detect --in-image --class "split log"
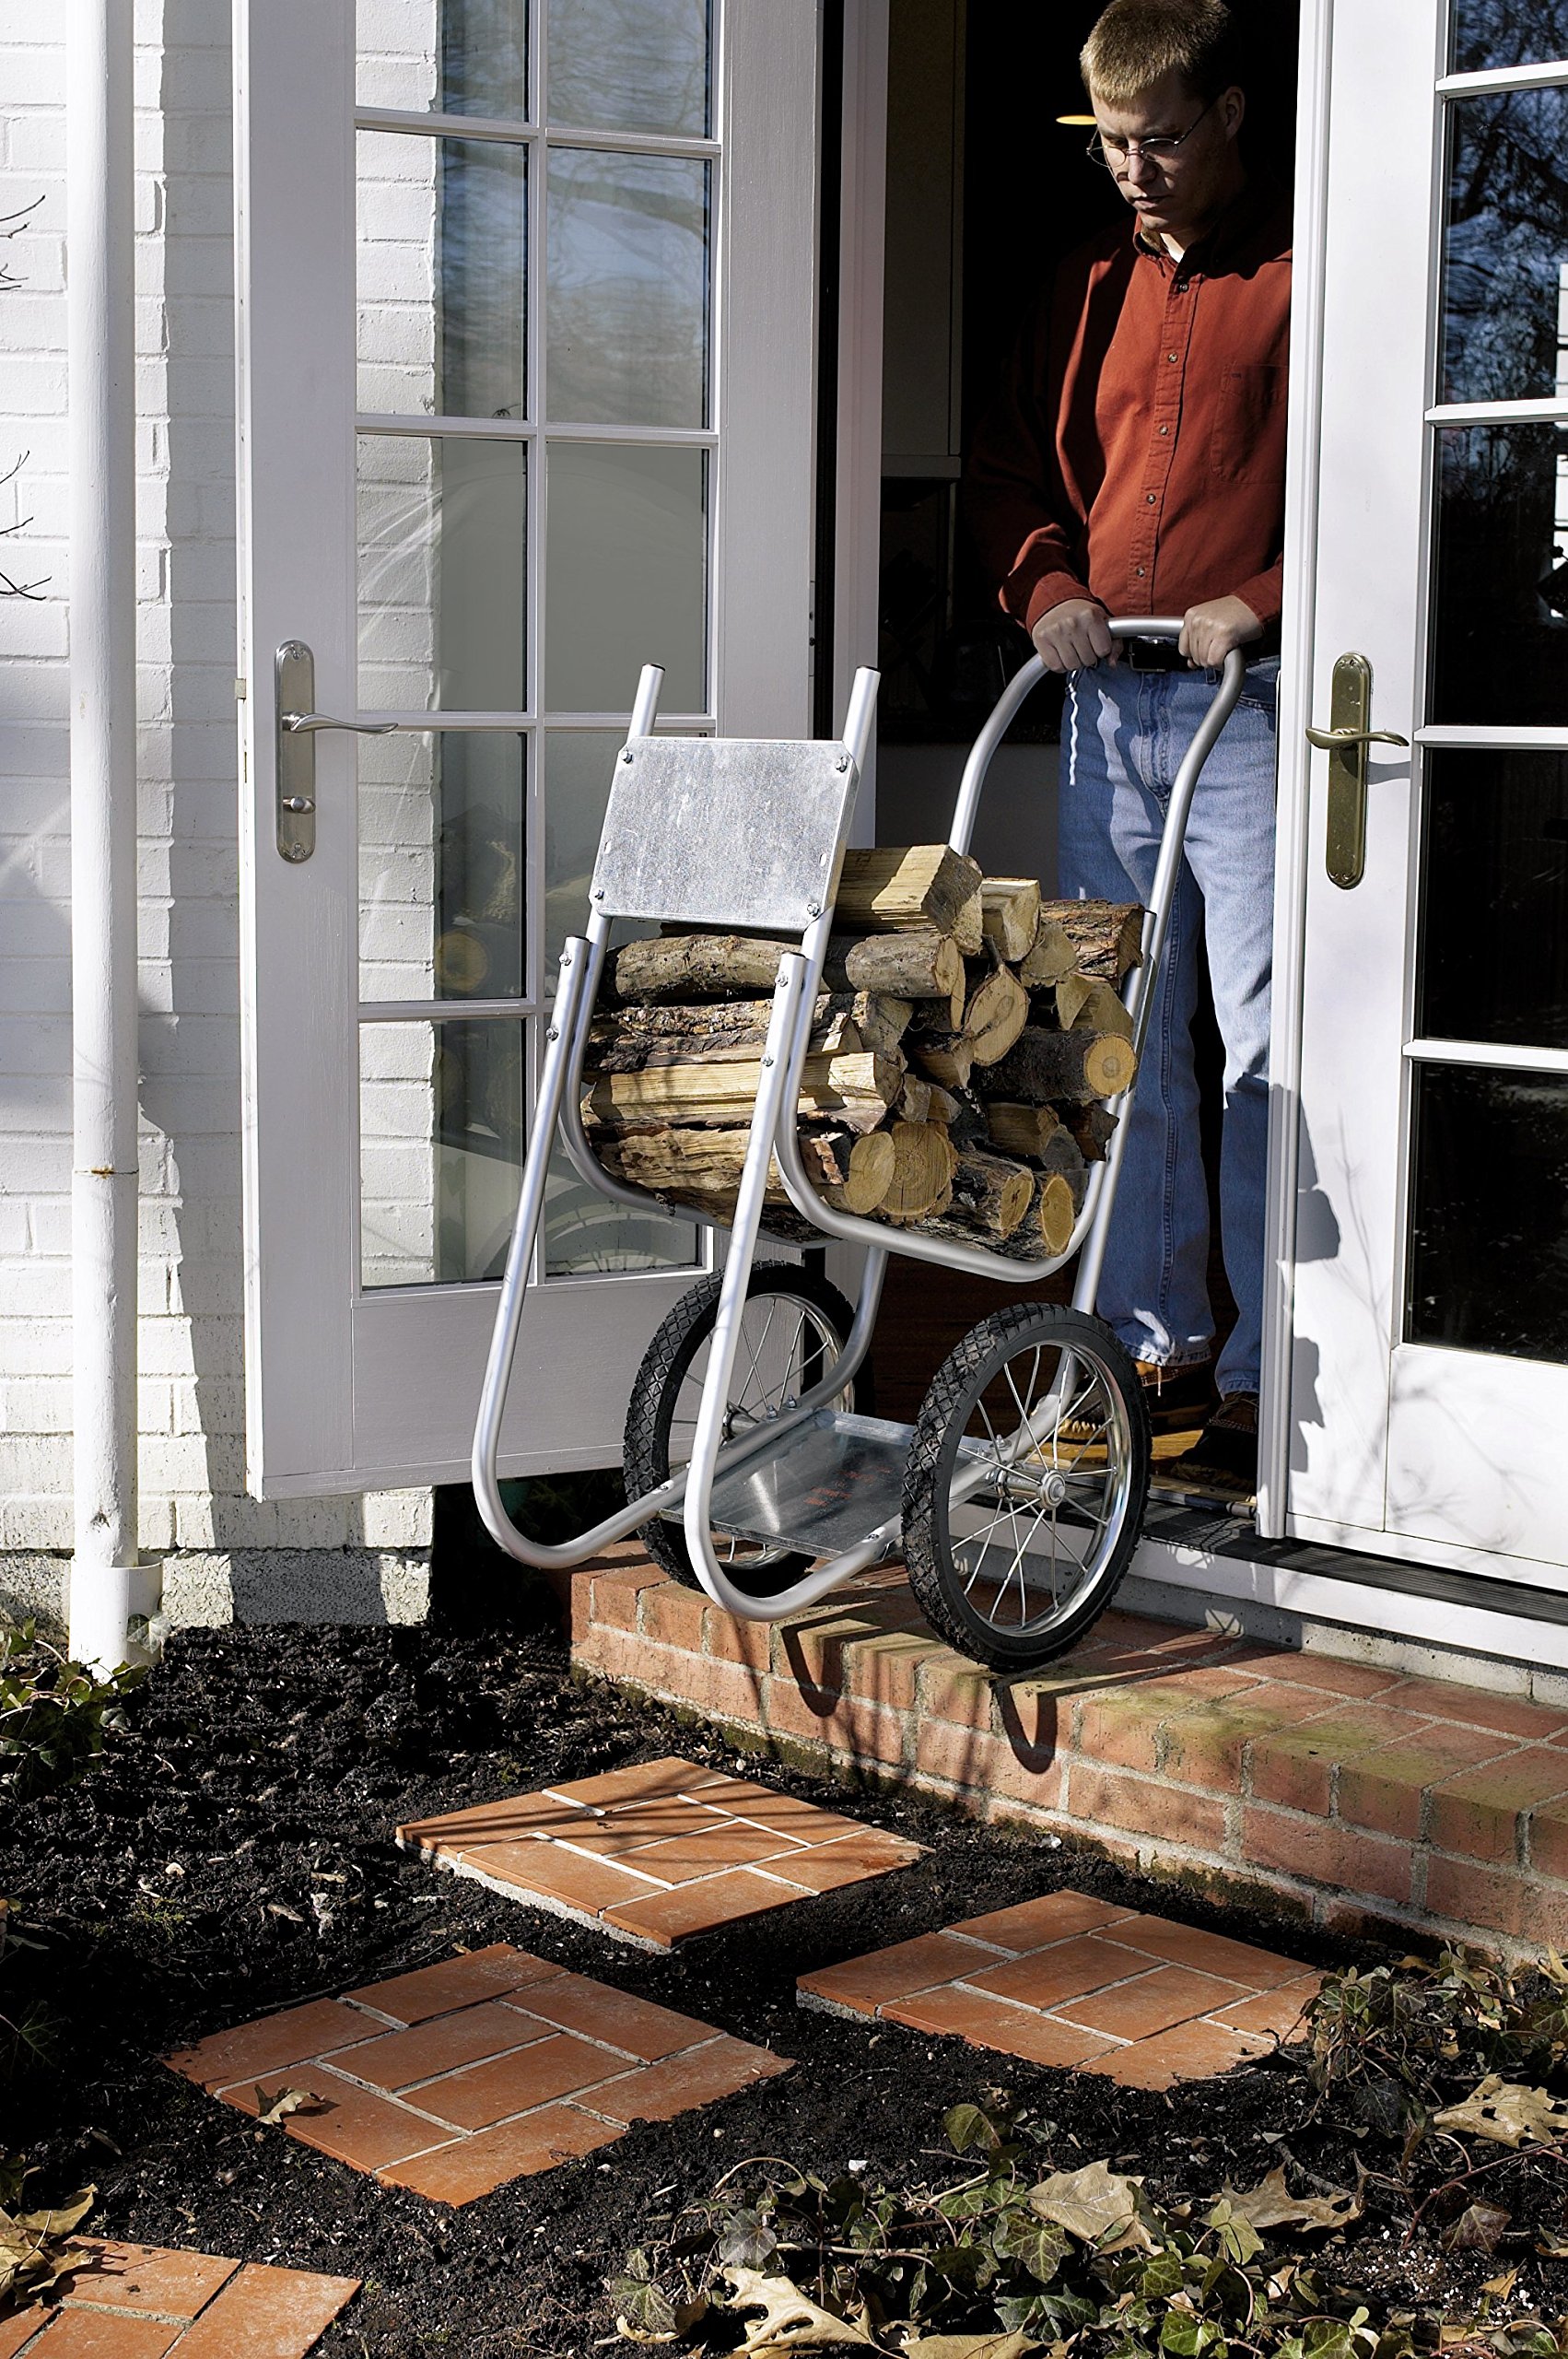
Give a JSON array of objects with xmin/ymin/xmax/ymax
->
[
  {"xmin": 807, "ymin": 1127, "xmax": 897, "ymax": 1215},
  {"xmin": 589, "ymin": 991, "xmax": 911, "ymax": 1069},
  {"xmin": 905, "ymin": 1027, "xmax": 974, "ymax": 1091},
  {"xmin": 978, "ymin": 1102, "xmax": 1089, "ymax": 1212},
  {"xmin": 595, "ymin": 1123, "xmax": 895, "ymax": 1225},
  {"xmin": 1022, "ymin": 898, "xmax": 1144, "ymax": 988},
  {"xmin": 1062, "ymin": 1102, "xmax": 1118, "ymax": 1163},
  {"xmin": 897, "ymin": 1074, "xmax": 934, "ymax": 1124},
  {"xmin": 953, "ymin": 889, "xmax": 985, "ymax": 957},
  {"xmin": 835, "ymin": 844, "xmax": 983, "ymax": 934},
  {"xmin": 980, "ymin": 877, "xmax": 1042, "ymax": 963},
  {"xmin": 946, "ymin": 1150, "xmax": 1033, "ymax": 1239},
  {"xmin": 1055, "ymin": 973, "xmax": 1133, "ymax": 1042},
  {"xmin": 582, "ymin": 1050, "xmax": 902, "ymax": 1133},
  {"xmin": 878, "ymin": 1121, "xmax": 958, "ymax": 1223},
  {"xmin": 961, "ymin": 965, "xmax": 1029, "ymax": 1067},
  {"xmin": 613, "ymin": 927, "xmax": 962, "ymax": 1010},
  {"xmin": 984, "ymin": 1026, "xmax": 1137, "ymax": 1107},
  {"xmin": 925, "ymin": 1083, "xmax": 963, "ymax": 1126}
]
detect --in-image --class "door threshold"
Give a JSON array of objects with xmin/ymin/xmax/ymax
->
[{"xmin": 1131, "ymin": 1496, "xmax": 1568, "ymax": 1688}]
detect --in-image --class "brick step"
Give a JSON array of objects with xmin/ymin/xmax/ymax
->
[{"xmin": 569, "ymin": 1548, "xmax": 1568, "ymax": 1958}]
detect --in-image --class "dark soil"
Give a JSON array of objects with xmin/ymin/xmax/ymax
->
[{"xmin": 2, "ymin": 1596, "xmax": 1563, "ymax": 2357}]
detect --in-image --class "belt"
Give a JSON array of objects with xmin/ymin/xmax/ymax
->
[{"xmin": 1119, "ymin": 635, "xmax": 1189, "ymax": 673}]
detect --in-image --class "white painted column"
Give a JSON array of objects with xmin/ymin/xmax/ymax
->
[{"xmin": 67, "ymin": 0, "xmax": 155, "ymax": 1668}]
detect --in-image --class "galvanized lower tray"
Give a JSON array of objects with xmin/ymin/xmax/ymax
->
[{"xmin": 706, "ymin": 1412, "xmax": 913, "ymax": 1555}]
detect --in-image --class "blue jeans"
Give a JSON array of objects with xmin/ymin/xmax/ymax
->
[{"xmin": 1059, "ymin": 656, "xmax": 1279, "ymax": 1398}]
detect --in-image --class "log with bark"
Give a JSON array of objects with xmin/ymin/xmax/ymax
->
[
  {"xmin": 905, "ymin": 1026, "xmax": 974, "ymax": 1091},
  {"xmin": 1062, "ymin": 1102, "xmax": 1118, "ymax": 1163},
  {"xmin": 878, "ymin": 1120, "xmax": 958, "ymax": 1224},
  {"xmin": 611, "ymin": 927, "xmax": 965, "ymax": 1011},
  {"xmin": 945, "ymin": 1149, "xmax": 1033, "ymax": 1239},
  {"xmin": 984, "ymin": 1024, "xmax": 1137, "ymax": 1106},
  {"xmin": 1022, "ymin": 898, "xmax": 1144, "ymax": 989},
  {"xmin": 980, "ymin": 877, "xmax": 1042, "ymax": 963},
  {"xmin": 589, "ymin": 990, "xmax": 912, "ymax": 1068},
  {"xmin": 582, "ymin": 1049, "xmax": 903, "ymax": 1133},
  {"xmin": 1053, "ymin": 972, "xmax": 1133, "ymax": 1042},
  {"xmin": 961, "ymin": 965, "xmax": 1030, "ymax": 1067}
]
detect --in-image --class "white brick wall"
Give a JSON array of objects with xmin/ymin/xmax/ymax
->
[{"xmin": 0, "ymin": 3, "xmax": 432, "ymax": 1617}]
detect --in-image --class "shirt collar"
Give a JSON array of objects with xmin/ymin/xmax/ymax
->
[{"xmin": 1132, "ymin": 173, "xmax": 1281, "ymax": 274}]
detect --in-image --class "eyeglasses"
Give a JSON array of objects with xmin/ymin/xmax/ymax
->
[{"xmin": 1085, "ymin": 95, "xmax": 1218, "ymax": 171}]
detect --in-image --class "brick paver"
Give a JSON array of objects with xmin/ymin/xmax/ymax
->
[
  {"xmin": 798, "ymin": 1887, "xmax": 1320, "ymax": 2092},
  {"xmin": 398, "ymin": 1757, "xmax": 924, "ymax": 1947},
  {"xmin": 166, "ymin": 1941, "xmax": 790, "ymax": 2207},
  {"xmin": 0, "ymin": 2243, "xmax": 356, "ymax": 2358}
]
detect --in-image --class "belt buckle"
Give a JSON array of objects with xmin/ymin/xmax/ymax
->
[{"xmin": 1125, "ymin": 635, "xmax": 1169, "ymax": 673}]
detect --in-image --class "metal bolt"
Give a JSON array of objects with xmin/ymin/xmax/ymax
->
[
  {"xmin": 592, "ymin": 886, "xmax": 604, "ymax": 899},
  {"xmin": 546, "ymin": 1026, "xmax": 559, "ymax": 1041},
  {"xmin": 836, "ymin": 755, "xmax": 850, "ymax": 772},
  {"xmin": 761, "ymin": 1054, "xmax": 774, "ymax": 1068},
  {"xmin": 621, "ymin": 748, "xmax": 634, "ymax": 763},
  {"xmin": 806, "ymin": 899, "xmax": 822, "ymax": 918}
]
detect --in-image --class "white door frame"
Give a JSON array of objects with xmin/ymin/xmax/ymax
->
[{"xmin": 233, "ymin": 0, "xmax": 825, "ymax": 1497}]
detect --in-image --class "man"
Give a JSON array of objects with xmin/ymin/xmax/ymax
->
[{"xmin": 967, "ymin": 0, "xmax": 1290, "ymax": 1490}]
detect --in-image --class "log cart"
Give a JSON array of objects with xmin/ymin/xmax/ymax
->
[{"xmin": 473, "ymin": 623, "xmax": 1246, "ymax": 1670}]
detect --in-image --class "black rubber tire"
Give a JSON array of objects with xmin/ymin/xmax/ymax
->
[
  {"xmin": 901, "ymin": 1301, "xmax": 1151, "ymax": 1670},
  {"xmin": 623, "ymin": 1261, "xmax": 872, "ymax": 1594}
]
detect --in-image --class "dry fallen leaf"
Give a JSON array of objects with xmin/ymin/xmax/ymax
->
[
  {"xmin": 1224, "ymin": 2165, "xmax": 1363, "ymax": 2235},
  {"xmin": 252, "ymin": 2083, "xmax": 325, "ymax": 2127},
  {"xmin": 904, "ymin": 2335, "xmax": 1037, "ymax": 2359},
  {"xmin": 1443, "ymin": 2201, "xmax": 1511, "ymax": 2254},
  {"xmin": 1433, "ymin": 2076, "xmax": 1568, "ymax": 2150},
  {"xmin": 722, "ymin": 2266, "xmax": 877, "ymax": 2353},
  {"xmin": 1028, "ymin": 2160, "xmax": 1154, "ymax": 2254},
  {"xmin": 0, "ymin": 2185, "xmax": 94, "ymax": 2307}
]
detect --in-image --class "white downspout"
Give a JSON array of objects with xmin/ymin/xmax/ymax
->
[{"xmin": 66, "ymin": 0, "xmax": 158, "ymax": 1669}]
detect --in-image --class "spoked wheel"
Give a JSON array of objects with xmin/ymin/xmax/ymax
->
[
  {"xmin": 902, "ymin": 1302, "xmax": 1151, "ymax": 1670},
  {"xmin": 624, "ymin": 1262, "xmax": 872, "ymax": 1595}
]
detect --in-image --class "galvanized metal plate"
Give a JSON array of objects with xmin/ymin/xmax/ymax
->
[
  {"xmin": 591, "ymin": 737, "xmax": 860, "ymax": 932},
  {"xmin": 707, "ymin": 1411, "xmax": 910, "ymax": 1555}
]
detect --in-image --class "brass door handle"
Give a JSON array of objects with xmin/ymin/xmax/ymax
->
[
  {"xmin": 1306, "ymin": 654, "xmax": 1408, "ymax": 889},
  {"xmin": 1305, "ymin": 724, "xmax": 1410, "ymax": 751}
]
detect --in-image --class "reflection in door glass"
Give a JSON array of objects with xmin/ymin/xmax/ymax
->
[
  {"xmin": 359, "ymin": 1020, "xmax": 525, "ymax": 1286},
  {"xmin": 358, "ymin": 436, "xmax": 527, "ymax": 711},
  {"xmin": 548, "ymin": 0, "xmax": 710, "ymax": 136},
  {"xmin": 357, "ymin": 133, "xmax": 526, "ymax": 421},
  {"xmin": 1450, "ymin": 0, "xmax": 1568, "ymax": 72},
  {"xmin": 1428, "ymin": 424, "xmax": 1568, "ymax": 724},
  {"xmin": 544, "ymin": 443, "xmax": 706, "ymax": 714},
  {"xmin": 357, "ymin": 0, "xmax": 529, "ymax": 121},
  {"xmin": 546, "ymin": 150, "xmax": 709, "ymax": 427},
  {"xmin": 1418, "ymin": 749, "xmax": 1568, "ymax": 1050},
  {"xmin": 544, "ymin": 1142, "xmax": 699, "ymax": 1275},
  {"xmin": 1408, "ymin": 1064, "xmax": 1568, "ymax": 1361},
  {"xmin": 359, "ymin": 733, "xmax": 525, "ymax": 1003},
  {"xmin": 1440, "ymin": 91, "xmax": 1568, "ymax": 405}
]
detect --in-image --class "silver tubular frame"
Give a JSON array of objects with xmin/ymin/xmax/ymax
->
[{"xmin": 472, "ymin": 622, "xmax": 1246, "ymax": 1619}]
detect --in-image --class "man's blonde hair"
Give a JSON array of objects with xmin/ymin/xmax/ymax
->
[{"xmin": 1081, "ymin": 0, "xmax": 1244, "ymax": 108}]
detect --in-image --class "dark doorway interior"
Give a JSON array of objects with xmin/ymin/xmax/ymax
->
[{"xmin": 868, "ymin": 0, "xmax": 1300, "ymax": 1424}]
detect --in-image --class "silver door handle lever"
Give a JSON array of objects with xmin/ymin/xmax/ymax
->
[{"xmin": 282, "ymin": 711, "xmax": 397, "ymax": 734}]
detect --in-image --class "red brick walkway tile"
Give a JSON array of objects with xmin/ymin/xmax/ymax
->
[
  {"xmin": 2, "ymin": 2244, "xmax": 357, "ymax": 2359},
  {"xmin": 166, "ymin": 1941, "xmax": 793, "ymax": 2209},
  {"xmin": 591, "ymin": 2035, "xmax": 790, "ymax": 2125},
  {"xmin": 164, "ymin": 2263, "xmax": 359, "ymax": 2359},
  {"xmin": 377, "ymin": 2106, "xmax": 624, "ymax": 2204},
  {"xmin": 167, "ymin": 1999, "xmax": 373, "ymax": 2093},
  {"xmin": 797, "ymin": 1886, "xmax": 1319, "ymax": 2090},
  {"xmin": 345, "ymin": 1942, "xmax": 563, "ymax": 2025},
  {"xmin": 399, "ymin": 1757, "xmax": 922, "ymax": 1944},
  {"xmin": 335, "ymin": 1999, "xmax": 546, "ymax": 2092}
]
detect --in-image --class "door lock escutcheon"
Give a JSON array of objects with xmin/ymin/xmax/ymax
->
[
  {"xmin": 274, "ymin": 640, "xmax": 395, "ymax": 863},
  {"xmin": 1305, "ymin": 652, "xmax": 1410, "ymax": 890}
]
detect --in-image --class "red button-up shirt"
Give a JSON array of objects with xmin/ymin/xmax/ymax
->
[{"xmin": 967, "ymin": 182, "xmax": 1293, "ymax": 636}]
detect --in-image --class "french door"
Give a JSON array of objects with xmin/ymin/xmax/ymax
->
[
  {"xmin": 234, "ymin": 0, "xmax": 822, "ymax": 1495},
  {"xmin": 1284, "ymin": 0, "xmax": 1568, "ymax": 1579}
]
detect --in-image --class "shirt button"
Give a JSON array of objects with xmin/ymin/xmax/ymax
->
[
  {"xmin": 1146, "ymin": 492, "xmax": 1156, "ymax": 504},
  {"xmin": 1136, "ymin": 566, "xmax": 1146, "ymax": 578},
  {"xmin": 1159, "ymin": 424, "xmax": 1170, "ymax": 435},
  {"xmin": 1167, "ymin": 351, "xmax": 1178, "ymax": 361}
]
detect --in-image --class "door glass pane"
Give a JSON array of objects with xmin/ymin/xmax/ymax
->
[
  {"xmin": 1418, "ymin": 748, "xmax": 1568, "ymax": 1049},
  {"xmin": 357, "ymin": 132, "xmax": 527, "ymax": 420},
  {"xmin": 358, "ymin": 434, "xmax": 528, "ymax": 710},
  {"xmin": 1428, "ymin": 423, "xmax": 1568, "ymax": 723},
  {"xmin": 545, "ymin": 1143, "xmax": 699, "ymax": 1273},
  {"xmin": 359, "ymin": 732, "xmax": 526, "ymax": 1002},
  {"xmin": 544, "ymin": 442, "xmax": 705, "ymax": 712},
  {"xmin": 547, "ymin": 0, "xmax": 710, "ymax": 137},
  {"xmin": 1450, "ymin": 2, "xmax": 1568, "ymax": 73},
  {"xmin": 1440, "ymin": 90, "xmax": 1568, "ymax": 405},
  {"xmin": 546, "ymin": 149, "xmax": 709, "ymax": 427},
  {"xmin": 360, "ymin": 1019, "xmax": 524, "ymax": 1285},
  {"xmin": 357, "ymin": 0, "xmax": 529, "ymax": 121},
  {"xmin": 1408, "ymin": 1063, "xmax": 1568, "ymax": 1361},
  {"xmin": 543, "ymin": 728, "xmax": 618, "ymax": 989}
]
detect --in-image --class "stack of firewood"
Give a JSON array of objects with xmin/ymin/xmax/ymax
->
[{"xmin": 579, "ymin": 846, "xmax": 1142, "ymax": 1259}]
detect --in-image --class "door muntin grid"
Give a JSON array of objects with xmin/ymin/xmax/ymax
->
[{"xmin": 353, "ymin": 0, "xmax": 712, "ymax": 1289}]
